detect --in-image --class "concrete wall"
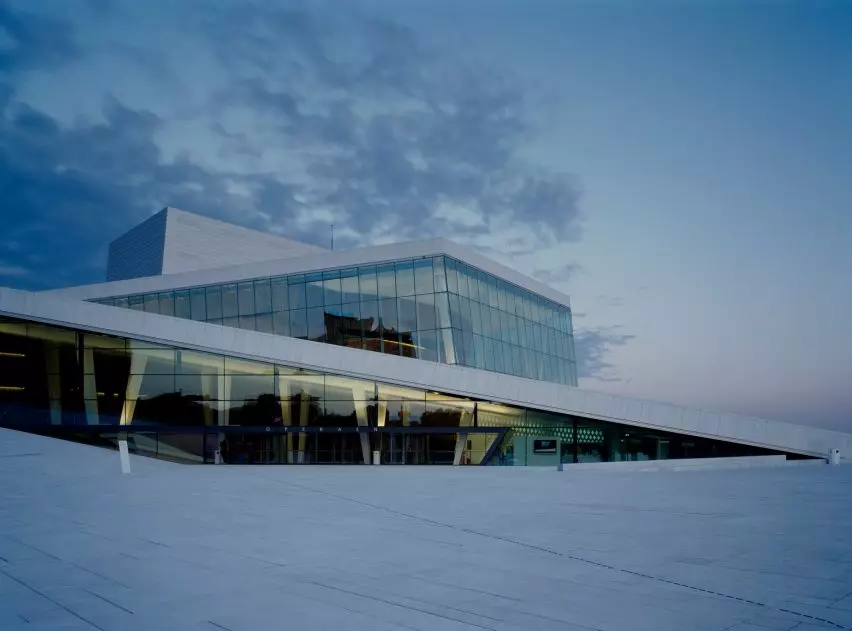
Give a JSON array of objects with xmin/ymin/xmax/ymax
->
[
  {"xmin": 104, "ymin": 208, "xmax": 326, "ymax": 282},
  {"xmin": 106, "ymin": 210, "xmax": 167, "ymax": 281},
  {"xmin": 161, "ymin": 208, "xmax": 325, "ymax": 275},
  {"xmin": 2, "ymin": 287, "xmax": 850, "ymax": 461}
]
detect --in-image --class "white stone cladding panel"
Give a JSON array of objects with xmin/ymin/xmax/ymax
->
[
  {"xmin": 106, "ymin": 211, "xmax": 167, "ymax": 281},
  {"xmin": 161, "ymin": 208, "xmax": 325, "ymax": 275}
]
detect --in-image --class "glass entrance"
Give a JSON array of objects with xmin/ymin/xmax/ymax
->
[{"xmin": 379, "ymin": 433, "xmax": 457, "ymax": 464}]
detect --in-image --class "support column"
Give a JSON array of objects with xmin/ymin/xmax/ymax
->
[
  {"xmin": 452, "ymin": 405, "xmax": 474, "ymax": 465},
  {"xmin": 453, "ymin": 433, "xmax": 468, "ymax": 466},
  {"xmin": 217, "ymin": 371, "xmax": 230, "ymax": 427},
  {"xmin": 119, "ymin": 353, "xmax": 147, "ymax": 426},
  {"xmin": 277, "ymin": 373, "xmax": 293, "ymax": 464},
  {"xmin": 297, "ymin": 393, "xmax": 309, "ymax": 463},
  {"xmin": 572, "ymin": 419, "xmax": 579, "ymax": 464},
  {"xmin": 377, "ymin": 400, "xmax": 387, "ymax": 427},
  {"xmin": 201, "ymin": 373, "xmax": 215, "ymax": 426},
  {"xmin": 83, "ymin": 348, "xmax": 100, "ymax": 425},
  {"xmin": 353, "ymin": 399, "xmax": 372, "ymax": 465},
  {"xmin": 217, "ymin": 370, "xmax": 230, "ymax": 461},
  {"xmin": 45, "ymin": 349, "xmax": 62, "ymax": 425}
]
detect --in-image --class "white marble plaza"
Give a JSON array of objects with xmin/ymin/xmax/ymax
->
[{"xmin": 1, "ymin": 429, "xmax": 851, "ymax": 631}]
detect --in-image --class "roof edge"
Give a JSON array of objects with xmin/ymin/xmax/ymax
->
[{"xmin": 42, "ymin": 237, "xmax": 573, "ymax": 308}]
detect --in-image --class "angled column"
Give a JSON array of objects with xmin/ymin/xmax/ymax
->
[
  {"xmin": 353, "ymin": 399, "xmax": 372, "ymax": 465},
  {"xmin": 216, "ymin": 370, "xmax": 230, "ymax": 461},
  {"xmin": 453, "ymin": 405, "xmax": 474, "ymax": 465},
  {"xmin": 201, "ymin": 373, "xmax": 216, "ymax": 426},
  {"xmin": 119, "ymin": 353, "xmax": 147, "ymax": 425},
  {"xmin": 453, "ymin": 433, "xmax": 468, "ymax": 466},
  {"xmin": 217, "ymin": 371, "xmax": 230, "ymax": 427},
  {"xmin": 276, "ymin": 370, "xmax": 293, "ymax": 464},
  {"xmin": 45, "ymin": 348, "xmax": 62, "ymax": 425},
  {"xmin": 83, "ymin": 347, "xmax": 100, "ymax": 425},
  {"xmin": 297, "ymin": 393, "xmax": 309, "ymax": 463}
]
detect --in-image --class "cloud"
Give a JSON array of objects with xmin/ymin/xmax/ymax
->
[
  {"xmin": 194, "ymin": 1, "xmax": 582, "ymax": 245},
  {"xmin": 574, "ymin": 326, "xmax": 635, "ymax": 381},
  {"xmin": 0, "ymin": 92, "xmax": 308, "ymax": 288},
  {"xmin": 0, "ymin": 0, "xmax": 583, "ymax": 288},
  {"xmin": 0, "ymin": 2, "xmax": 79, "ymax": 77},
  {"xmin": 0, "ymin": 264, "xmax": 27, "ymax": 277},
  {"xmin": 533, "ymin": 263, "xmax": 581, "ymax": 284},
  {"xmin": 594, "ymin": 295, "xmax": 625, "ymax": 308},
  {"xmin": 0, "ymin": 1, "xmax": 637, "ymax": 396}
]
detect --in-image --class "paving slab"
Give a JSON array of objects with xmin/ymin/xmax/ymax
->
[{"xmin": 1, "ymin": 428, "xmax": 851, "ymax": 630}]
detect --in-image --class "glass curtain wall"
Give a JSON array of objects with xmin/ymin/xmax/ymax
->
[
  {"xmin": 0, "ymin": 317, "xmax": 789, "ymax": 465},
  {"xmin": 93, "ymin": 256, "xmax": 578, "ymax": 386}
]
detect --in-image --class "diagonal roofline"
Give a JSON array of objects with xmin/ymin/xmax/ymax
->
[
  {"xmin": 44, "ymin": 237, "xmax": 573, "ymax": 308},
  {"xmin": 2, "ymin": 286, "xmax": 849, "ymax": 460}
]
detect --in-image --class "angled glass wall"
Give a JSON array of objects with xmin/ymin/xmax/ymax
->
[
  {"xmin": 0, "ymin": 317, "xmax": 794, "ymax": 466},
  {"xmin": 92, "ymin": 256, "xmax": 578, "ymax": 386}
]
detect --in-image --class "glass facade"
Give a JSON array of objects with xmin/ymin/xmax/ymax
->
[
  {"xmin": 91, "ymin": 256, "xmax": 578, "ymax": 386},
  {"xmin": 0, "ymin": 317, "xmax": 792, "ymax": 465}
]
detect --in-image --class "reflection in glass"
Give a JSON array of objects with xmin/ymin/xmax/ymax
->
[
  {"xmin": 445, "ymin": 258, "xmax": 458, "ymax": 294},
  {"xmin": 290, "ymin": 309, "xmax": 307, "ymax": 339},
  {"xmin": 340, "ymin": 269, "xmax": 359, "ymax": 302},
  {"xmin": 458, "ymin": 296, "xmax": 472, "ymax": 331},
  {"xmin": 323, "ymin": 271, "xmax": 341, "ymax": 306},
  {"xmin": 433, "ymin": 257, "xmax": 447, "ymax": 292},
  {"xmin": 473, "ymin": 335, "xmax": 485, "ymax": 370},
  {"xmin": 92, "ymin": 253, "xmax": 575, "ymax": 385},
  {"xmin": 271, "ymin": 278, "xmax": 288, "ymax": 312},
  {"xmin": 238, "ymin": 315, "xmax": 255, "ymax": 331},
  {"xmin": 278, "ymin": 368, "xmax": 324, "ymax": 400},
  {"xmin": 1, "ymin": 316, "xmax": 782, "ymax": 466},
  {"xmin": 416, "ymin": 293, "xmax": 436, "ymax": 331},
  {"xmin": 305, "ymin": 273, "xmax": 324, "ymax": 308},
  {"xmin": 175, "ymin": 291, "xmax": 190, "ymax": 319},
  {"xmin": 156, "ymin": 293, "xmax": 172, "ymax": 317},
  {"xmin": 255, "ymin": 313, "xmax": 273, "ymax": 334},
  {"xmin": 273, "ymin": 311, "xmax": 289, "ymax": 336},
  {"xmin": 144, "ymin": 294, "xmax": 159, "ymax": 313},
  {"xmin": 238, "ymin": 282, "xmax": 254, "ymax": 315},
  {"xmin": 206, "ymin": 286, "xmax": 222, "ymax": 320},
  {"xmin": 288, "ymin": 282, "xmax": 306, "ymax": 310},
  {"xmin": 397, "ymin": 296, "xmax": 417, "ymax": 333},
  {"xmin": 379, "ymin": 298, "xmax": 398, "ymax": 331},
  {"xmin": 221, "ymin": 284, "xmax": 238, "ymax": 318},
  {"xmin": 394, "ymin": 261, "xmax": 415, "ymax": 297},
  {"xmin": 456, "ymin": 264, "xmax": 469, "ymax": 298},
  {"xmin": 254, "ymin": 279, "xmax": 272, "ymax": 314},
  {"xmin": 229, "ymin": 375, "xmax": 275, "ymax": 402},
  {"xmin": 376, "ymin": 264, "xmax": 396, "ymax": 299},
  {"xmin": 440, "ymin": 328, "xmax": 456, "ymax": 364},
  {"xmin": 415, "ymin": 329, "xmax": 438, "ymax": 362},
  {"xmin": 359, "ymin": 266, "xmax": 378, "ymax": 300},
  {"xmin": 435, "ymin": 292, "xmax": 451, "ymax": 329},
  {"xmin": 306, "ymin": 307, "xmax": 325, "ymax": 341}
]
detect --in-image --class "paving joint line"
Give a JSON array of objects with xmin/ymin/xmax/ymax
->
[
  {"xmin": 0, "ymin": 567, "xmax": 108, "ymax": 631},
  {"xmin": 254, "ymin": 474, "xmax": 848, "ymax": 630}
]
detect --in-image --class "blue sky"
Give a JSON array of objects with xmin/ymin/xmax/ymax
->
[{"xmin": 1, "ymin": 0, "xmax": 850, "ymax": 430}]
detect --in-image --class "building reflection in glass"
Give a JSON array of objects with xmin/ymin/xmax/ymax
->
[{"xmin": 0, "ymin": 318, "xmax": 788, "ymax": 466}]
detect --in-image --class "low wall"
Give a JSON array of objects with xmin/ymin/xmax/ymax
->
[{"xmin": 561, "ymin": 454, "xmax": 825, "ymax": 473}]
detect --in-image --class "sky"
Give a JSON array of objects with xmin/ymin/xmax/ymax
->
[{"xmin": 1, "ymin": 0, "xmax": 850, "ymax": 431}]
